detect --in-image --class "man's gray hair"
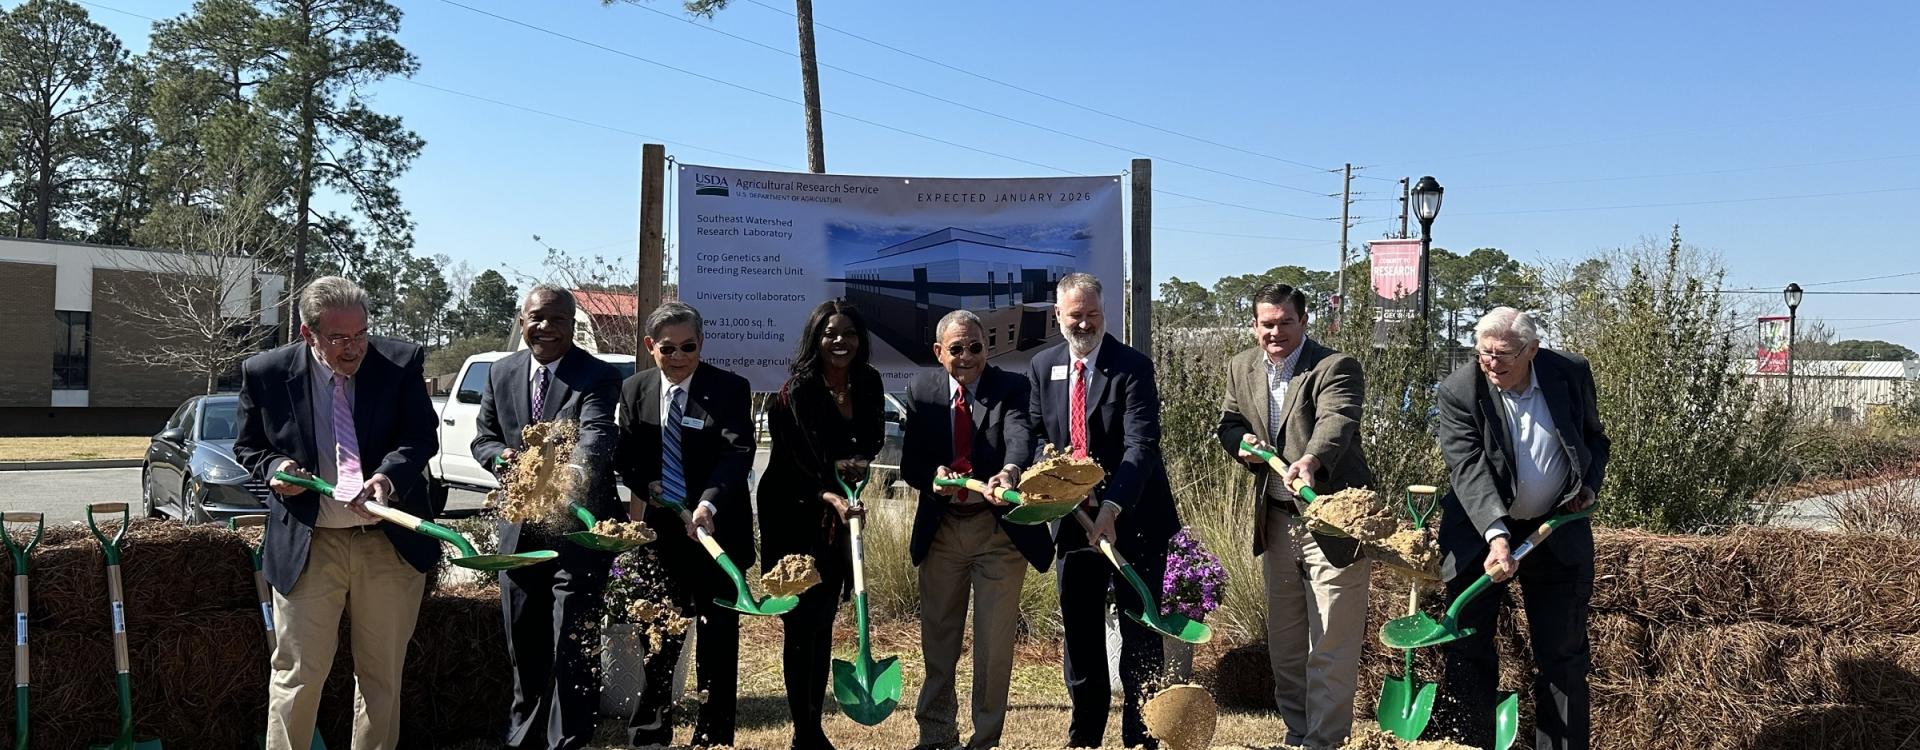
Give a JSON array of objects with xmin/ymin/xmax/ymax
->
[
  {"xmin": 524, "ymin": 283, "xmax": 577, "ymax": 316},
  {"xmin": 1474, "ymin": 306, "xmax": 1541, "ymax": 347},
  {"xmin": 1056, "ymin": 272, "xmax": 1102, "ymax": 298},
  {"xmin": 934, "ymin": 309, "xmax": 983, "ymax": 341},
  {"xmin": 645, "ymin": 300, "xmax": 703, "ymax": 340},
  {"xmin": 298, "ymin": 276, "xmax": 368, "ymax": 328}
]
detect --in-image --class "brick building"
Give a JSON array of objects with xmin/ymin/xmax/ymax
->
[{"xmin": 0, "ymin": 237, "xmax": 285, "ymax": 436}]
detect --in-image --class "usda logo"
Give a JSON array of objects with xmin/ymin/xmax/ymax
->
[{"xmin": 694, "ymin": 173, "xmax": 730, "ymax": 197}]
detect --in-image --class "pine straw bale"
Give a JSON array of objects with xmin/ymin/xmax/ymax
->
[
  {"xmin": 1727, "ymin": 525, "xmax": 1920, "ymax": 634},
  {"xmin": 1817, "ymin": 631, "xmax": 1920, "ymax": 716},
  {"xmin": 6, "ymin": 520, "xmax": 258, "ymax": 629},
  {"xmin": 1592, "ymin": 682, "xmax": 1920, "ymax": 750},
  {"xmin": 1589, "ymin": 529, "xmax": 1764, "ymax": 623},
  {"xmin": 1644, "ymin": 620, "xmax": 1829, "ymax": 703}
]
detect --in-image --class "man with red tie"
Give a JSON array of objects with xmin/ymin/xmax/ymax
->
[
  {"xmin": 1026, "ymin": 273, "xmax": 1181, "ymax": 749},
  {"xmin": 901, "ymin": 310, "xmax": 1054, "ymax": 750}
]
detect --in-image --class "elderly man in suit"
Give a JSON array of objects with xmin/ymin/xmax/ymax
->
[
  {"xmin": 1435, "ymin": 307, "xmax": 1608, "ymax": 750},
  {"xmin": 1027, "ymin": 272, "xmax": 1180, "ymax": 749},
  {"xmin": 614, "ymin": 301, "xmax": 757, "ymax": 748},
  {"xmin": 1215, "ymin": 282, "xmax": 1373, "ymax": 749},
  {"xmin": 901, "ymin": 309, "xmax": 1054, "ymax": 750},
  {"xmin": 471, "ymin": 284, "xmax": 624, "ymax": 750},
  {"xmin": 233, "ymin": 276, "xmax": 440, "ymax": 750}
]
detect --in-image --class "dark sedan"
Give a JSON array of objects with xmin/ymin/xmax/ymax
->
[{"xmin": 142, "ymin": 394, "xmax": 270, "ymax": 522}]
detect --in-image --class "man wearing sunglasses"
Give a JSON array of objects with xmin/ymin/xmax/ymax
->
[
  {"xmin": 900, "ymin": 309, "xmax": 1052, "ymax": 750},
  {"xmin": 614, "ymin": 300, "xmax": 756, "ymax": 747},
  {"xmin": 1434, "ymin": 307, "xmax": 1608, "ymax": 750}
]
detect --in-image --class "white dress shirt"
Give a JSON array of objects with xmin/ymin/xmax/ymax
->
[{"xmin": 1486, "ymin": 370, "xmax": 1571, "ymax": 541}]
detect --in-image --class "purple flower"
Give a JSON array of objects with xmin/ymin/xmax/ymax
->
[{"xmin": 1160, "ymin": 528, "xmax": 1227, "ymax": 621}]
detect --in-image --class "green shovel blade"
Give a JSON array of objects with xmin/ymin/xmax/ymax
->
[
  {"xmin": 1376, "ymin": 671, "xmax": 1438, "ymax": 740},
  {"xmin": 1003, "ymin": 500, "xmax": 1080, "ymax": 525},
  {"xmin": 1495, "ymin": 692, "xmax": 1520, "ymax": 750},
  {"xmin": 451, "ymin": 550, "xmax": 559, "ymax": 572},
  {"xmin": 563, "ymin": 505, "xmax": 649, "ymax": 552},
  {"xmin": 831, "ymin": 655, "xmax": 902, "ymax": 726},
  {"xmin": 1121, "ymin": 608, "xmax": 1213, "ymax": 645}
]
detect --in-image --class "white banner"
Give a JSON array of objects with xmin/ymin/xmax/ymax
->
[{"xmin": 677, "ymin": 164, "xmax": 1124, "ymax": 391}]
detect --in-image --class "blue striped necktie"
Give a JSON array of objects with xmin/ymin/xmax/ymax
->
[{"xmin": 664, "ymin": 384, "xmax": 686, "ymax": 503}]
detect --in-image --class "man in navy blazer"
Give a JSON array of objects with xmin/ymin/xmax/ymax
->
[
  {"xmin": 1435, "ymin": 307, "xmax": 1609, "ymax": 750},
  {"xmin": 901, "ymin": 309, "xmax": 1053, "ymax": 750},
  {"xmin": 233, "ymin": 276, "xmax": 440, "ymax": 749},
  {"xmin": 613, "ymin": 301, "xmax": 757, "ymax": 747},
  {"xmin": 1026, "ymin": 273, "xmax": 1179, "ymax": 749},
  {"xmin": 472, "ymin": 285, "xmax": 624, "ymax": 750}
]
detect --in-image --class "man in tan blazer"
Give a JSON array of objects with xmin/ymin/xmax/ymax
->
[{"xmin": 1215, "ymin": 282, "xmax": 1373, "ymax": 749}]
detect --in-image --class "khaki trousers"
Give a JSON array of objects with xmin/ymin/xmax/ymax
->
[
  {"xmin": 267, "ymin": 527, "xmax": 427, "ymax": 750},
  {"xmin": 1264, "ymin": 507, "xmax": 1372, "ymax": 749},
  {"xmin": 914, "ymin": 508, "xmax": 1030, "ymax": 750}
]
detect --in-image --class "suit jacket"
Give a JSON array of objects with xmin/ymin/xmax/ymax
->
[
  {"xmin": 615, "ymin": 361, "xmax": 758, "ymax": 567},
  {"xmin": 901, "ymin": 366, "xmax": 1053, "ymax": 572},
  {"xmin": 1434, "ymin": 347, "xmax": 1611, "ymax": 580},
  {"xmin": 471, "ymin": 347, "xmax": 624, "ymax": 555},
  {"xmin": 233, "ymin": 338, "xmax": 441, "ymax": 594},
  {"xmin": 756, "ymin": 366, "xmax": 885, "ymax": 586},
  {"xmin": 1215, "ymin": 339, "xmax": 1372, "ymax": 566},
  {"xmin": 1026, "ymin": 333, "xmax": 1179, "ymax": 558}
]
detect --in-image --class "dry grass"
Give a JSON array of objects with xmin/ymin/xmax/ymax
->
[
  {"xmin": 0, "ymin": 436, "xmax": 148, "ymax": 462},
  {"xmin": 1821, "ymin": 476, "xmax": 1920, "ymax": 538}
]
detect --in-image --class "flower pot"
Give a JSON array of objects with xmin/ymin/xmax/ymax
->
[{"xmin": 600, "ymin": 619, "xmax": 696, "ymax": 716}]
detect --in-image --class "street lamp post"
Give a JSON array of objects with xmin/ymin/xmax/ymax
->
[
  {"xmin": 1784, "ymin": 282, "xmax": 1803, "ymax": 418},
  {"xmin": 1412, "ymin": 176, "xmax": 1444, "ymax": 351}
]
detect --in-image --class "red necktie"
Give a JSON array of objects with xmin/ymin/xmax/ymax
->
[
  {"xmin": 1070, "ymin": 360, "xmax": 1089, "ymax": 460},
  {"xmin": 952, "ymin": 390, "xmax": 973, "ymax": 474}
]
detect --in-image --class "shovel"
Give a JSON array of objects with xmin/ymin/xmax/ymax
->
[
  {"xmin": 563, "ymin": 504, "xmax": 653, "ymax": 553},
  {"xmin": 228, "ymin": 515, "xmax": 328, "ymax": 750},
  {"xmin": 1376, "ymin": 485, "xmax": 1440, "ymax": 741},
  {"xmin": 85, "ymin": 503, "xmax": 163, "ymax": 750},
  {"xmin": 5, "ymin": 512, "xmax": 42, "ymax": 750},
  {"xmin": 1495, "ymin": 691, "xmax": 1520, "ymax": 750},
  {"xmin": 1070, "ymin": 509, "xmax": 1212, "ymax": 644},
  {"xmin": 829, "ymin": 471, "xmax": 902, "ymax": 726},
  {"xmin": 1379, "ymin": 507, "xmax": 1593, "ymax": 650},
  {"xmin": 272, "ymin": 471, "xmax": 557, "ymax": 571},
  {"xmin": 652, "ymin": 492, "xmax": 799, "ymax": 617},
  {"xmin": 931, "ymin": 474, "xmax": 1083, "ymax": 525}
]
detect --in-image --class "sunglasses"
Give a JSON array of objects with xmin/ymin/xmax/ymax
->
[
  {"xmin": 656, "ymin": 341, "xmax": 698, "ymax": 356},
  {"xmin": 946, "ymin": 342, "xmax": 985, "ymax": 356}
]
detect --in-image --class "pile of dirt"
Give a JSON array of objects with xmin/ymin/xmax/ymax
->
[
  {"xmin": 490, "ymin": 419, "xmax": 581, "ymax": 526},
  {"xmin": 1303, "ymin": 487, "xmax": 1399, "ymax": 540},
  {"xmin": 761, "ymin": 554, "xmax": 822, "ymax": 597},
  {"xmin": 1018, "ymin": 444, "xmax": 1106, "ymax": 503},
  {"xmin": 0, "ymin": 519, "xmax": 510, "ymax": 747},
  {"xmin": 1142, "ymin": 683, "xmax": 1217, "ymax": 750},
  {"xmin": 589, "ymin": 518, "xmax": 657, "ymax": 545},
  {"xmin": 1369, "ymin": 526, "xmax": 1441, "ymax": 581}
]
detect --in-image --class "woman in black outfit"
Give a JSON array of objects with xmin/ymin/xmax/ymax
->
[{"xmin": 757, "ymin": 299, "xmax": 885, "ymax": 750}]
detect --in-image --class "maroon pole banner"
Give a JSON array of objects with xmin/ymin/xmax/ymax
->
[
  {"xmin": 1368, "ymin": 238, "xmax": 1424, "ymax": 346},
  {"xmin": 1757, "ymin": 315, "xmax": 1790, "ymax": 374}
]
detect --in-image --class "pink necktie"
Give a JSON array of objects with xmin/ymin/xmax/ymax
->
[{"xmin": 332, "ymin": 374, "xmax": 363, "ymax": 501}]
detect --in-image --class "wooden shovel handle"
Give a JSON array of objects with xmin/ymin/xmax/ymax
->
[{"xmin": 2, "ymin": 512, "xmax": 42, "ymax": 523}]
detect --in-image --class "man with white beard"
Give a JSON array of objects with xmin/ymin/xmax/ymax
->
[{"xmin": 1024, "ymin": 273, "xmax": 1181, "ymax": 749}]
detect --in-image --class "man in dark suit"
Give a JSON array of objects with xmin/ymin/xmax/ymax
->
[
  {"xmin": 471, "ymin": 285, "xmax": 624, "ymax": 750},
  {"xmin": 233, "ymin": 276, "xmax": 440, "ymax": 750},
  {"xmin": 1215, "ymin": 283, "xmax": 1373, "ymax": 749},
  {"xmin": 612, "ymin": 301, "xmax": 756, "ymax": 747},
  {"xmin": 1026, "ymin": 272, "xmax": 1180, "ymax": 749},
  {"xmin": 1435, "ymin": 306, "xmax": 1609, "ymax": 750},
  {"xmin": 901, "ymin": 310, "xmax": 1053, "ymax": 750}
]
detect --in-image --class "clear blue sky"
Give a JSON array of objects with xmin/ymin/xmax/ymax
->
[{"xmin": 75, "ymin": 0, "xmax": 1920, "ymax": 348}]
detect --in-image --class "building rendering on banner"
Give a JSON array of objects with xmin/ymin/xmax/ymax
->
[{"xmin": 839, "ymin": 227, "xmax": 1074, "ymax": 365}]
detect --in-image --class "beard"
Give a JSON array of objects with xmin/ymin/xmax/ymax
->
[{"xmin": 1061, "ymin": 324, "xmax": 1101, "ymax": 355}]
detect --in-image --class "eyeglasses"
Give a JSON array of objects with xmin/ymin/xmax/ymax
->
[
  {"xmin": 946, "ymin": 342, "xmax": 985, "ymax": 356},
  {"xmin": 656, "ymin": 341, "xmax": 698, "ymax": 356},
  {"xmin": 322, "ymin": 331, "xmax": 368, "ymax": 347},
  {"xmin": 1476, "ymin": 349, "xmax": 1522, "ymax": 364}
]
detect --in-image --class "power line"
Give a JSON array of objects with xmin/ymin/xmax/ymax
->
[
  {"xmin": 1456, "ymin": 153, "xmax": 1920, "ymax": 190},
  {"xmin": 735, "ymin": 0, "xmax": 1337, "ymax": 175},
  {"xmin": 611, "ymin": 1, "xmax": 1335, "ymax": 197},
  {"xmin": 1451, "ymin": 187, "xmax": 1920, "ymax": 216},
  {"xmin": 1802, "ymin": 270, "xmax": 1920, "ymax": 288}
]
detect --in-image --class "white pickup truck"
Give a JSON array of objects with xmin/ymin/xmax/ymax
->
[{"xmin": 429, "ymin": 351, "xmax": 639, "ymax": 503}]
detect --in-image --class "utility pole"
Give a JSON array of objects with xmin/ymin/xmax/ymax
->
[
  {"xmin": 795, "ymin": 0, "xmax": 826, "ymax": 173},
  {"xmin": 1398, "ymin": 177, "xmax": 1411, "ymax": 239},
  {"xmin": 1337, "ymin": 164, "xmax": 1352, "ymax": 329}
]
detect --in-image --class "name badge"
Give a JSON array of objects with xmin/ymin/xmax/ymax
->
[
  {"xmin": 680, "ymin": 415, "xmax": 706, "ymax": 430},
  {"xmin": 1050, "ymin": 365, "xmax": 1069, "ymax": 381}
]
